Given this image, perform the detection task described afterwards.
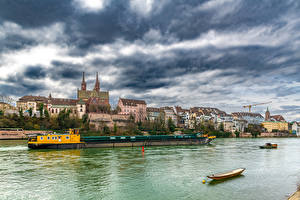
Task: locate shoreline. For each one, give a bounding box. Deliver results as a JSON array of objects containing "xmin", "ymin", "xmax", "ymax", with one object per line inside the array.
[{"xmin": 288, "ymin": 190, "xmax": 300, "ymax": 200}]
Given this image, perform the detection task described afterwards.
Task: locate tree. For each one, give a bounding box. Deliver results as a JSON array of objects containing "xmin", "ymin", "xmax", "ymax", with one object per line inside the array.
[
  {"xmin": 103, "ymin": 125, "xmax": 110, "ymax": 134},
  {"xmin": 219, "ymin": 122, "xmax": 224, "ymax": 132},
  {"xmin": 28, "ymin": 108, "xmax": 33, "ymax": 117},
  {"xmin": 44, "ymin": 109, "xmax": 50, "ymax": 119},
  {"xmin": 234, "ymin": 131, "xmax": 240, "ymax": 138},
  {"xmin": 38, "ymin": 103, "xmax": 44, "ymax": 118},
  {"xmin": 33, "ymin": 124, "xmax": 40, "ymax": 130},
  {"xmin": 167, "ymin": 117, "xmax": 176, "ymax": 133},
  {"xmin": 0, "ymin": 110, "xmax": 3, "ymax": 117},
  {"xmin": 113, "ymin": 123, "xmax": 117, "ymax": 134},
  {"xmin": 246, "ymin": 124, "xmax": 262, "ymax": 138}
]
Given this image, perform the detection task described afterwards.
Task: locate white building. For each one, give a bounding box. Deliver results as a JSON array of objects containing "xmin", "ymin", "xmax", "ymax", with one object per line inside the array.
[{"xmin": 292, "ymin": 122, "xmax": 300, "ymax": 136}]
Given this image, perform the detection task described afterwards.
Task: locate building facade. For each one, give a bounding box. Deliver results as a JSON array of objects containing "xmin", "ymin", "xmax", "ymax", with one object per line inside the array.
[
  {"xmin": 0, "ymin": 102, "xmax": 16, "ymax": 112},
  {"xmin": 77, "ymin": 72, "xmax": 109, "ymax": 106},
  {"xmin": 118, "ymin": 98, "xmax": 147, "ymax": 122},
  {"xmin": 161, "ymin": 107, "xmax": 177, "ymax": 127},
  {"xmin": 147, "ymin": 107, "xmax": 162, "ymax": 122},
  {"xmin": 292, "ymin": 122, "xmax": 300, "ymax": 136},
  {"xmin": 261, "ymin": 121, "xmax": 289, "ymax": 132}
]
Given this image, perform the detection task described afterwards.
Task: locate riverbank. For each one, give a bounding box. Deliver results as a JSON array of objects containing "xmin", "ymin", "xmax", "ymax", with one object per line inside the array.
[
  {"xmin": 0, "ymin": 130, "xmax": 48, "ymax": 140},
  {"xmin": 288, "ymin": 190, "xmax": 300, "ymax": 200}
]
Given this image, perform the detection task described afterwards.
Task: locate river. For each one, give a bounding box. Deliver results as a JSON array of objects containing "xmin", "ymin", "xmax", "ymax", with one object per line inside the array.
[{"xmin": 0, "ymin": 138, "xmax": 300, "ymax": 200}]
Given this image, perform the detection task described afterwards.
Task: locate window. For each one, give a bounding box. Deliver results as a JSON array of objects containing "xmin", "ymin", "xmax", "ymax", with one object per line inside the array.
[
  {"xmin": 52, "ymin": 137, "xmax": 55, "ymax": 139},
  {"xmin": 56, "ymin": 109, "xmax": 58, "ymax": 113},
  {"xmin": 66, "ymin": 136, "xmax": 70, "ymax": 139},
  {"xmin": 40, "ymin": 137, "xmax": 43, "ymax": 140},
  {"xmin": 80, "ymin": 105, "xmax": 82, "ymax": 108},
  {"xmin": 52, "ymin": 109, "xmax": 54, "ymax": 113},
  {"xmin": 80, "ymin": 109, "xmax": 82, "ymax": 112},
  {"xmin": 47, "ymin": 136, "xmax": 50, "ymax": 140}
]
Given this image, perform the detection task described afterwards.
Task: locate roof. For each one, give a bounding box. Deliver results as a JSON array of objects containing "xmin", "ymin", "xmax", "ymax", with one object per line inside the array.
[
  {"xmin": 86, "ymin": 97, "xmax": 109, "ymax": 105},
  {"xmin": 270, "ymin": 115, "xmax": 285, "ymax": 122},
  {"xmin": 119, "ymin": 98, "xmax": 146, "ymax": 106},
  {"xmin": 147, "ymin": 107, "xmax": 160, "ymax": 112},
  {"xmin": 175, "ymin": 106, "xmax": 189, "ymax": 113},
  {"xmin": 18, "ymin": 95, "xmax": 48, "ymax": 102},
  {"xmin": 232, "ymin": 112, "xmax": 264, "ymax": 118},
  {"xmin": 49, "ymin": 98, "xmax": 77, "ymax": 106},
  {"xmin": 190, "ymin": 107, "xmax": 227, "ymax": 116}
]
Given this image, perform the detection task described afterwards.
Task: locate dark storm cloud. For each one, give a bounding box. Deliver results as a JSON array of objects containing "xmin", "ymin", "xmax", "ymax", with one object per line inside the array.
[
  {"xmin": 0, "ymin": 0, "xmax": 73, "ymax": 28},
  {"xmin": 0, "ymin": 35, "xmax": 36, "ymax": 53},
  {"xmin": 24, "ymin": 66, "xmax": 46, "ymax": 79},
  {"xmin": 2, "ymin": 75, "xmax": 47, "ymax": 96},
  {"xmin": 1, "ymin": 0, "xmax": 300, "ymax": 120},
  {"xmin": 50, "ymin": 61, "xmax": 82, "ymax": 79}
]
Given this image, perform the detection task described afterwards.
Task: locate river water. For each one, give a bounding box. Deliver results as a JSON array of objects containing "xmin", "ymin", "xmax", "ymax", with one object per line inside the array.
[{"xmin": 1, "ymin": 138, "xmax": 300, "ymax": 200}]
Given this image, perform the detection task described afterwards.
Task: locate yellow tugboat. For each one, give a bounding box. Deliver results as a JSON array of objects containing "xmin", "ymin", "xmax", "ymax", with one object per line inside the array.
[{"xmin": 28, "ymin": 129, "xmax": 84, "ymax": 149}]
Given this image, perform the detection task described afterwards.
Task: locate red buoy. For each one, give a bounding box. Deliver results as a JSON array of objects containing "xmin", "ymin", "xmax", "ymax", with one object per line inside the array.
[{"xmin": 142, "ymin": 146, "xmax": 144, "ymax": 152}]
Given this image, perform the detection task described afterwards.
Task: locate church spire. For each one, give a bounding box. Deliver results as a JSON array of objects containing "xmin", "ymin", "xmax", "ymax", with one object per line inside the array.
[
  {"xmin": 265, "ymin": 107, "xmax": 270, "ymax": 121},
  {"xmin": 94, "ymin": 72, "xmax": 100, "ymax": 91},
  {"xmin": 81, "ymin": 72, "xmax": 86, "ymax": 91}
]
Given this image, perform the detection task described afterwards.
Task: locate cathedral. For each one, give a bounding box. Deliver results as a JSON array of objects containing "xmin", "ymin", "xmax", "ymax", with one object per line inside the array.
[{"xmin": 77, "ymin": 72, "xmax": 110, "ymax": 106}]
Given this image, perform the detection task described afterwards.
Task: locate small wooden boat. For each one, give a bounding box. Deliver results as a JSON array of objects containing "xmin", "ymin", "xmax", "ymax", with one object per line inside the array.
[
  {"xmin": 207, "ymin": 168, "xmax": 245, "ymax": 180},
  {"xmin": 259, "ymin": 143, "xmax": 277, "ymax": 149}
]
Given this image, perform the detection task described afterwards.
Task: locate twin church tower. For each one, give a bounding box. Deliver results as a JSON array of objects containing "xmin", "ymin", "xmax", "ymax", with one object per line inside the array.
[{"xmin": 77, "ymin": 72, "xmax": 109, "ymax": 105}]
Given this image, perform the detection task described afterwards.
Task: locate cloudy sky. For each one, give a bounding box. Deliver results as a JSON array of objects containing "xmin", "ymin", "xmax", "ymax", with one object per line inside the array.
[{"xmin": 0, "ymin": 0, "xmax": 300, "ymax": 121}]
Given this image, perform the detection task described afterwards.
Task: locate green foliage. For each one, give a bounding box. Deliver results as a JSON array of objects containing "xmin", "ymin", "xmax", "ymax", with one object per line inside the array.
[
  {"xmin": 33, "ymin": 124, "xmax": 40, "ymax": 130},
  {"xmin": 246, "ymin": 124, "xmax": 263, "ymax": 138},
  {"xmin": 167, "ymin": 118, "xmax": 176, "ymax": 133},
  {"xmin": 183, "ymin": 129, "xmax": 193, "ymax": 135},
  {"xmin": 44, "ymin": 110, "xmax": 50, "ymax": 119},
  {"xmin": 113, "ymin": 123, "xmax": 117, "ymax": 134},
  {"xmin": 0, "ymin": 110, "xmax": 3, "ymax": 116},
  {"xmin": 38, "ymin": 103, "xmax": 44, "ymax": 118},
  {"xmin": 219, "ymin": 122, "xmax": 224, "ymax": 131},
  {"xmin": 103, "ymin": 125, "xmax": 110, "ymax": 134},
  {"xmin": 28, "ymin": 108, "xmax": 33, "ymax": 117},
  {"xmin": 0, "ymin": 108, "xmax": 82, "ymax": 131},
  {"xmin": 234, "ymin": 131, "xmax": 240, "ymax": 138},
  {"xmin": 209, "ymin": 130, "xmax": 231, "ymax": 138}
]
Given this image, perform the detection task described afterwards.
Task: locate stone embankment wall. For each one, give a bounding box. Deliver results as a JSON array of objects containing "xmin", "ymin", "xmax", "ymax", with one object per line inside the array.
[
  {"xmin": 88, "ymin": 113, "xmax": 130, "ymax": 130},
  {"xmin": 0, "ymin": 130, "xmax": 49, "ymax": 140}
]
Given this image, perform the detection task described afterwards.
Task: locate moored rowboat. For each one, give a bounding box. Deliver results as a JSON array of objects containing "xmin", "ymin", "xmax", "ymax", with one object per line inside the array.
[
  {"xmin": 259, "ymin": 143, "xmax": 277, "ymax": 149},
  {"xmin": 207, "ymin": 168, "xmax": 245, "ymax": 180}
]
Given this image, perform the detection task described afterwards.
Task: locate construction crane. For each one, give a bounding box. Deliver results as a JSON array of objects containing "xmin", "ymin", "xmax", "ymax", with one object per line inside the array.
[{"xmin": 243, "ymin": 101, "xmax": 272, "ymax": 112}]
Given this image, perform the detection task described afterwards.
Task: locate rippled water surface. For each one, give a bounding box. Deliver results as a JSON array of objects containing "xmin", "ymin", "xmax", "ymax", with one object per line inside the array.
[{"xmin": 1, "ymin": 138, "xmax": 300, "ymax": 200}]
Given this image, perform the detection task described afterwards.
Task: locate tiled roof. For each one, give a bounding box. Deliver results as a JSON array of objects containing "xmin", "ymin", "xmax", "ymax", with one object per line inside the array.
[
  {"xmin": 232, "ymin": 112, "xmax": 264, "ymax": 118},
  {"xmin": 18, "ymin": 95, "xmax": 48, "ymax": 102},
  {"xmin": 147, "ymin": 107, "xmax": 160, "ymax": 112},
  {"xmin": 270, "ymin": 115, "xmax": 285, "ymax": 122},
  {"xmin": 49, "ymin": 98, "xmax": 77, "ymax": 106},
  {"xmin": 160, "ymin": 106, "xmax": 174, "ymax": 111},
  {"xmin": 120, "ymin": 98, "xmax": 146, "ymax": 106},
  {"xmin": 190, "ymin": 107, "xmax": 227, "ymax": 116}
]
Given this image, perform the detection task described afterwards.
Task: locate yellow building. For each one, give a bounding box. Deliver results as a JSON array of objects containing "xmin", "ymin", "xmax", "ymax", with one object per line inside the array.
[{"xmin": 262, "ymin": 121, "xmax": 288, "ymax": 132}]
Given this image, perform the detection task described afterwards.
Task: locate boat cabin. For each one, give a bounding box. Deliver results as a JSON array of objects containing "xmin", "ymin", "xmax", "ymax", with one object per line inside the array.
[{"xmin": 28, "ymin": 129, "xmax": 81, "ymax": 144}]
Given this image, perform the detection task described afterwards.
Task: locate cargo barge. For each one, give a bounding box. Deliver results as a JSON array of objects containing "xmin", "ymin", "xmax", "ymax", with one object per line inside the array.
[{"xmin": 28, "ymin": 129, "xmax": 216, "ymax": 149}]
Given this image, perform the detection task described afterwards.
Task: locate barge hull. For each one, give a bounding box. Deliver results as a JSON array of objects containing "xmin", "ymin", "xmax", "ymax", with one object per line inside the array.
[
  {"xmin": 84, "ymin": 138, "xmax": 213, "ymax": 148},
  {"xmin": 28, "ymin": 143, "xmax": 83, "ymax": 149}
]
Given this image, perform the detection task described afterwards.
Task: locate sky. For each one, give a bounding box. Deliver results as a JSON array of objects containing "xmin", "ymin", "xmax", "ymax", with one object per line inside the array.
[{"xmin": 0, "ymin": 0, "xmax": 300, "ymax": 121}]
